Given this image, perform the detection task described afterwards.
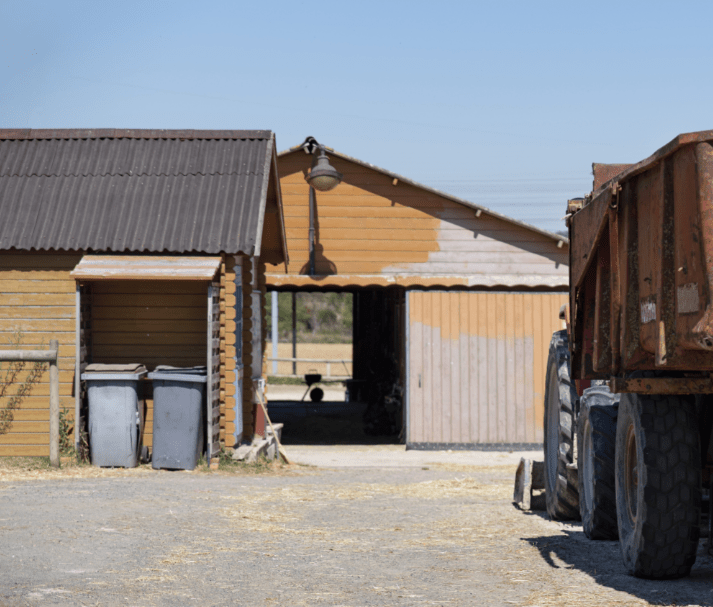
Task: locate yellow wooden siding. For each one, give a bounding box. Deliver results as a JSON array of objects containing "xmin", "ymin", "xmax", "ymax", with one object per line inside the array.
[
  {"xmin": 0, "ymin": 252, "xmax": 81, "ymax": 456},
  {"xmin": 408, "ymin": 291, "xmax": 567, "ymax": 445},
  {"xmin": 270, "ymin": 153, "xmax": 568, "ymax": 287}
]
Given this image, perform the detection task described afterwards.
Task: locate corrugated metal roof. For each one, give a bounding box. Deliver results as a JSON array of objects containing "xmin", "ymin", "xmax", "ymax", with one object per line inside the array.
[
  {"xmin": 71, "ymin": 255, "xmax": 222, "ymax": 280},
  {"xmin": 0, "ymin": 130, "xmax": 276, "ymax": 255}
]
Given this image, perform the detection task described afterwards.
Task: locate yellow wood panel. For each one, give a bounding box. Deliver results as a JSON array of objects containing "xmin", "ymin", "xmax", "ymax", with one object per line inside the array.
[
  {"xmin": 8, "ymin": 409, "xmax": 51, "ymax": 421},
  {"xmin": 408, "ymin": 291, "xmax": 567, "ymax": 445},
  {"xmin": 0, "ymin": 252, "xmax": 82, "ymax": 269},
  {"xmin": 0, "ymin": 294, "xmax": 75, "ymax": 306},
  {"xmin": 4, "ymin": 421, "xmax": 49, "ymax": 433},
  {"xmin": 92, "ymin": 307, "xmax": 205, "ymax": 321},
  {"xmin": 0, "ymin": 319, "xmax": 75, "ymax": 332},
  {"xmin": 0, "ymin": 280, "xmax": 76, "ymax": 293},
  {"xmin": 91, "ymin": 280, "xmax": 207, "ymax": 373},
  {"xmin": 92, "ymin": 319, "xmax": 207, "ymax": 333},
  {"xmin": 0, "ymin": 433, "xmax": 51, "ymax": 445},
  {"xmin": 0, "ymin": 445, "xmax": 49, "ymax": 456},
  {"xmin": 0, "ymin": 306, "xmax": 75, "ymax": 320},
  {"xmin": 92, "ymin": 294, "xmax": 207, "ymax": 307}
]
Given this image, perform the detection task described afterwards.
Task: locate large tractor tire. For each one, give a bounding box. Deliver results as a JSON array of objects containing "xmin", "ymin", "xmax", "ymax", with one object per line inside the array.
[
  {"xmin": 578, "ymin": 385, "xmax": 619, "ymax": 539},
  {"xmin": 543, "ymin": 330, "xmax": 579, "ymax": 520},
  {"xmin": 615, "ymin": 393, "xmax": 701, "ymax": 579}
]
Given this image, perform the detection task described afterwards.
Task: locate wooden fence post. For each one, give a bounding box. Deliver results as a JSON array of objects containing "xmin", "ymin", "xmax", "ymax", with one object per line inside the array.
[{"xmin": 49, "ymin": 339, "xmax": 59, "ymax": 468}]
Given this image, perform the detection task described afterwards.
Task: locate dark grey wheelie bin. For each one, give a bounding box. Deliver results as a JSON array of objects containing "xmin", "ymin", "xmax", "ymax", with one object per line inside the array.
[
  {"xmin": 81, "ymin": 363, "xmax": 147, "ymax": 468},
  {"xmin": 148, "ymin": 366, "xmax": 207, "ymax": 470}
]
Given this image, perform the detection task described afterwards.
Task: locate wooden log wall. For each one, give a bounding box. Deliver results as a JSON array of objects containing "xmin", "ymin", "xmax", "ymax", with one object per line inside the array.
[
  {"xmin": 223, "ymin": 255, "xmax": 240, "ymax": 447},
  {"xmin": 0, "ymin": 251, "xmax": 262, "ymax": 456},
  {"xmin": 0, "ymin": 252, "xmax": 81, "ymax": 456}
]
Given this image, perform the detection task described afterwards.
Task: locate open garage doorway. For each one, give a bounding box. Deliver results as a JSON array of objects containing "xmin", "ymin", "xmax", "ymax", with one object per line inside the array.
[{"xmin": 266, "ymin": 288, "xmax": 405, "ymax": 446}]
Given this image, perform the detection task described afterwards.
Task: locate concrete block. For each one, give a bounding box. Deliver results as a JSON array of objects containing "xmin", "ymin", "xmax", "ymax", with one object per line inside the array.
[{"xmin": 513, "ymin": 458, "xmax": 546, "ymax": 511}]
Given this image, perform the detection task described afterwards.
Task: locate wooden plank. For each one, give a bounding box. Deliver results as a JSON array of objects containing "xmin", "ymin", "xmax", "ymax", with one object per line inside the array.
[
  {"xmin": 0, "ymin": 434, "xmax": 50, "ymax": 445},
  {"xmin": 0, "ymin": 319, "xmax": 75, "ymax": 332},
  {"xmin": 0, "ymin": 445, "xmax": 49, "ymax": 456},
  {"xmin": 0, "ymin": 270, "xmax": 83, "ymax": 280},
  {"xmin": 279, "ymin": 261, "xmax": 565, "ymax": 276},
  {"xmin": 457, "ymin": 292, "xmax": 470, "ymax": 443},
  {"xmin": 92, "ymin": 333, "xmax": 206, "ymax": 346},
  {"xmin": 504, "ymin": 294, "xmax": 516, "ymax": 442},
  {"xmin": 92, "ymin": 307, "xmax": 206, "ymax": 321},
  {"xmin": 285, "ymin": 226, "xmax": 564, "ymax": 243},
  {"xmin": 7, "ymin": 409, "xmax": 50, "ymax": 421},
  {"xmin": 92, "ymin": 319, "xmax": 207, "ymax": 333},
  {"xmin": 0, "ymin": 332, "xmax": 74, "ymax": 346},
  {"xmin": 467, "ymin": 293, "xmax": 480, "ymax": 443},
  {"xmin": 1, "ymin": 421, "xmax": 50, "ymax": 433},
  {"xmin": 0, "ymin": 280, "xmax": 76, "ymax": 294},
  {"xmin": 0, "ymin": 294, "xmax": 76, "ymax": 306},
  {"xmin": 485, "ymin": 294, "xmax": 497, "ymax": 442},
  {"xmin": 92, "ymin": 294, "xmax": 208, "ymax": 308},
  {"xmin": 523, "ymin": 293, "xmax": 535, "ymax": 443},
  {"xmin": 92, "ymin": 282, "xmax": 207, "ymax": 295},
  {"xmin": 284, "ymin": 250, "xmax": 562, "ymax": 265},
  {"xmin": 431, "ymin": 292, "xmax": 442, "ymax": 443},
  {"xmin": 513, "ymin": 294, "xmax": 526, "ymax": 443},
  {"xmin": 288, "ymin": 238, "xmax": 565, "ymax": 255},
  {"xmin": 0, "ymin": 307, "xmax": 75, "ymax": 321}
]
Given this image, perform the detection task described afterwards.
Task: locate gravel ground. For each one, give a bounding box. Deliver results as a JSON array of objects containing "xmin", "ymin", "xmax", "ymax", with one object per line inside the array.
[{"xmin": 2, "ymin": 452, "xmax": 713, "ymax": 607}]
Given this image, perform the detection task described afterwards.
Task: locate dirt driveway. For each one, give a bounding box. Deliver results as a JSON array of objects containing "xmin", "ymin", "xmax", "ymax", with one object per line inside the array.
[{"xmin": 2, "ymin": 448, "xmax": 713, "ymax": 606}]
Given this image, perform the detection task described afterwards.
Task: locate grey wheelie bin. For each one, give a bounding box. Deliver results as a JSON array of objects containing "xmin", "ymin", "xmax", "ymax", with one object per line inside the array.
[
  {"xmin": 81, "ymin": 363, "xmax": 147, "ymax": 468},
  {"xmin": 148, "ymin": 366, "xmax": 207, "ymax": 470}
]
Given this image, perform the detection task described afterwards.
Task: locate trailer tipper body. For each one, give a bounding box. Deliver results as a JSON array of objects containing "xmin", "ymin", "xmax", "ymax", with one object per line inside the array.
[{"xmin": 545, "ymin": 130, "xmax": 713, "ymax": 579}]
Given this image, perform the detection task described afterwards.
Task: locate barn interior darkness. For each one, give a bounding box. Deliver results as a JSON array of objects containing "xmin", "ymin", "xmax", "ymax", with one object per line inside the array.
[{"xmin": 268, "ymin": 287, "xmax": 405, "ymax": 445}]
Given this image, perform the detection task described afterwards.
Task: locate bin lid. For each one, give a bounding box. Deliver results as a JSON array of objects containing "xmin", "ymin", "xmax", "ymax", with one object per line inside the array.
[
  {"xmin": 84, "ymin": 363, "xmax": 147, "ymax": 373},
  {"xmin": 81, "ymin": 363, "xmax": 147, "ymax": 381},
  {"xmin": 148, "ymin": 365, "xmax": 208, "ymax": 383},
  {"xmin": 153, "ymin": 365, "xmax": 207, "ymax": 375}
]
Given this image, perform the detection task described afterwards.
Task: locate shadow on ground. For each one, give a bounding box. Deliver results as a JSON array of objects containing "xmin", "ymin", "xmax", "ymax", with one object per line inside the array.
[
  {"xmin": 268, "ymin": 400, "xmax": 398, "ymax": 445},
  {"xmin": 524, "ymin": 524, "xmax": 713, "ymax": 606}
]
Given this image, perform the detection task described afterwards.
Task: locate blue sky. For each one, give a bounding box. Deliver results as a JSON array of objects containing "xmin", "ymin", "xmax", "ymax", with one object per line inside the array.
[{"xmin": 3, "ymin": 1, "xmax": 712, "ymax": 234}]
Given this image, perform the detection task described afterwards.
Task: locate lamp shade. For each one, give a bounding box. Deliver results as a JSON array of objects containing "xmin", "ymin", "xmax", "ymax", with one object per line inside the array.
[{"xmin": 306, "ymin": 150, "xmax": 342, "ymax": 192}]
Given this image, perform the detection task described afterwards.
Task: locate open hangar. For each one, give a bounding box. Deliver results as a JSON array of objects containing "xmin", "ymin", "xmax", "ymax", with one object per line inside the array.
[{"xmin": 267, "ymin": 139, "xmax": 568, "ymax": 448}]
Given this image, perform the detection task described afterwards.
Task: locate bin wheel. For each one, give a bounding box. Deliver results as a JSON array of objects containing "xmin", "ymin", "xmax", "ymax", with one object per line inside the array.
[
  {"xmin": 140, "ymin": 446, "xmax": 151, "ymax": 464},
  {"xmin": 578, "ymin": 385, "xmax": 619, "ymax": 539},
  {"xmin": 543, "ymin": 330, "xmax": 579, "ymax": 520},
  {"xmin": 615, "ymin": 393, "xmax": 701, "ymax": 579}
]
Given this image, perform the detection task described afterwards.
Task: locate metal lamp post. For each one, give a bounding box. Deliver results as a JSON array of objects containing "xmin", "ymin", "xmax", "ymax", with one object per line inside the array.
[{"xmin": 303, "ymin": 137, "xmax": 342, "ymax": 275}]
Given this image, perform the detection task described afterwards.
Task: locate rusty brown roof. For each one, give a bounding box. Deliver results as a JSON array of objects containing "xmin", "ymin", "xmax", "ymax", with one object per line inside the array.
[{"xmin": 0, "ymin": 129, "xmax": 280, "ymax": 256}]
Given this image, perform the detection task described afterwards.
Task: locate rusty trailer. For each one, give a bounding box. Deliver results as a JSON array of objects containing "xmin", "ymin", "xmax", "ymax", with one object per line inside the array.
[{"xmin": 545, "ymin": 130, "xmax": 713, "ymax": 581}]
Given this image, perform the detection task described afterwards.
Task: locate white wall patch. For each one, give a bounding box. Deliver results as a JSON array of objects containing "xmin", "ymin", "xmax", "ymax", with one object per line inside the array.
[
  {"xmin": 677, "ymin": 283, "xmax": 700, "ymax": 315},
  {"xmin": 641, "ymin": 300, "xmax": 657, "ymax": 324}
]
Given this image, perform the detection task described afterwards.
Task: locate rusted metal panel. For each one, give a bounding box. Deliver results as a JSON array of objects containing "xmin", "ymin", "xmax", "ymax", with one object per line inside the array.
[
  {"xmin": 71, "ymin": 255, "xmax": 222, "ymax": 281},
  {"xmin": 609, "ymin": 377, "xmax": 713, "ymax": 394},
  {"xmin": 407, "ymin": 291, "xmax": 567, "ymax": 445},
  {"xmin": 592, "ymin": 163, "xmax": 633, "ymax": 190},
  {"xmin": 571, "ymin": 131, "xmax": 713, "ymax": 382},
  {"xmin": 0, "ymin": 131, "xmax": 284, "ymax": 259}
]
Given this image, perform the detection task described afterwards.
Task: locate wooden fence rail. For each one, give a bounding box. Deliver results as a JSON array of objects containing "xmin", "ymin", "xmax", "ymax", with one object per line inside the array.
[
  {"xmin": 0, "ymin": 339, "xmax": 59, "ymax": 467},
  {"xmin": 267, "ymin": 357, "xmax": 353, "ymax": 379}
]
